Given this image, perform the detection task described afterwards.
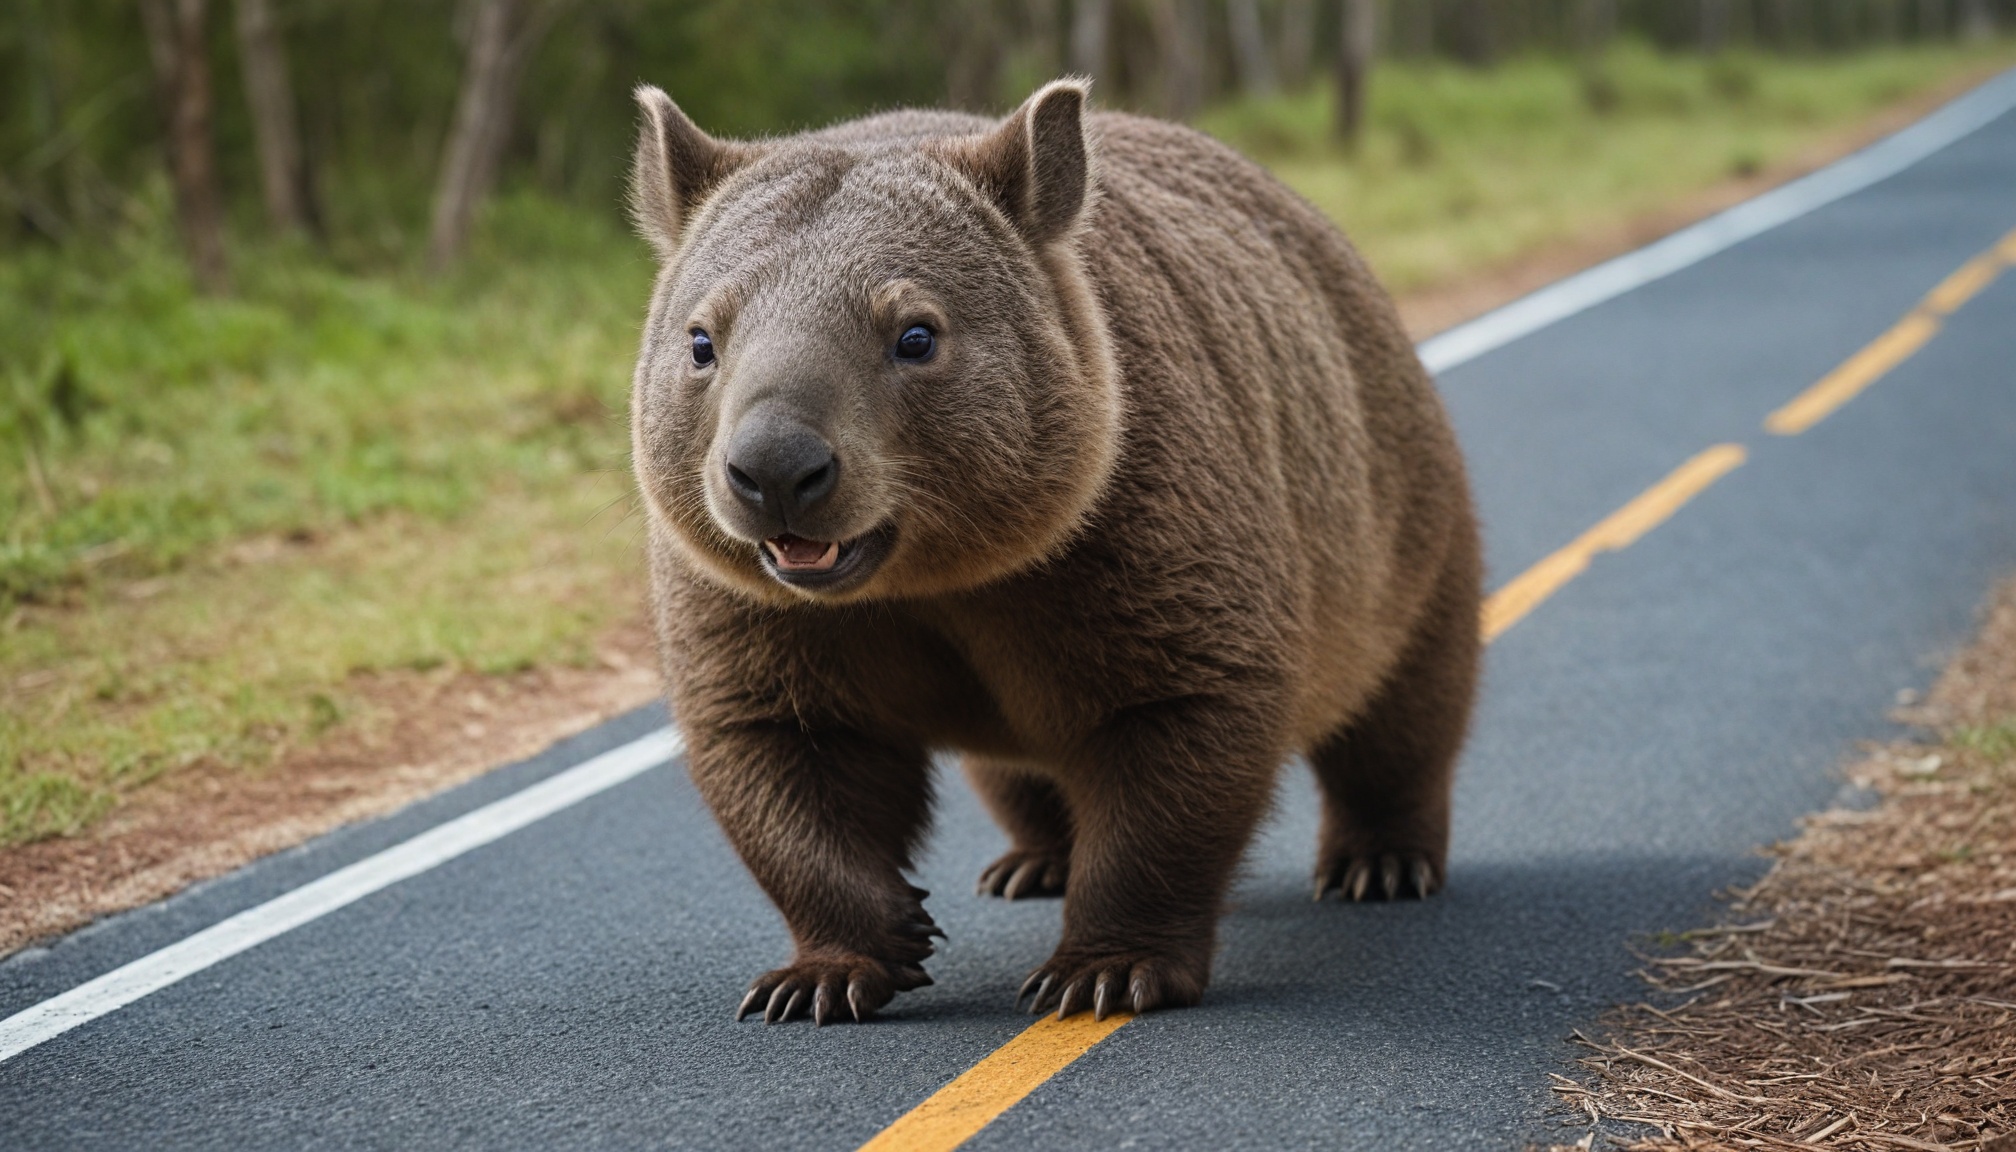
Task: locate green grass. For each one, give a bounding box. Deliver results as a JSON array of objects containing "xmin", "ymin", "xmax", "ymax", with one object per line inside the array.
[
  {"xmin": 1199, "ymin": 41, "xmax": 2016, "ymax": 293},
  {"xmin": 1, "ymin": 190, "xmax": 649, "ymax": 603},
  {"xmin": 2, "ymin": 190, "xmax": 651, "ymax": 846},
  {"xmin": 6, "ymin": 42, "xmax": 2016, "ymax": 848},
  {"xmin": 1954, "ymin": 719, "xmax": 2016, "ymax": 761}
]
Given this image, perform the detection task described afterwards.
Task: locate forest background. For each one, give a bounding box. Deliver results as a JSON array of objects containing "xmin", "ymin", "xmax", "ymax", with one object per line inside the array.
[{"xmin": 5, "ymin": 0, "xmax": 2016, "ymax": 864}]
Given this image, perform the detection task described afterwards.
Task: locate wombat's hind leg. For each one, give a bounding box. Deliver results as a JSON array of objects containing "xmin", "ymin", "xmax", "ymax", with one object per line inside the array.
[
  {"xmin": 1021, "ymin": 702, "xmax": 1276, "ymax": 1019},
  {"xmin": 965, "ymin": 756, "xmax": 1072, "ymax": 900},
  {"xmin": 1309, "ymin": 554, "xmax": 1479, "ymax": 903}
]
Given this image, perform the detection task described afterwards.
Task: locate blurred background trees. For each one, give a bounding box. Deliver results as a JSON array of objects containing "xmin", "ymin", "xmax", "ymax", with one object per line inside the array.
[{"xmin": 2, "ymin": 0, "xmax": 2013, "ymax": 275}]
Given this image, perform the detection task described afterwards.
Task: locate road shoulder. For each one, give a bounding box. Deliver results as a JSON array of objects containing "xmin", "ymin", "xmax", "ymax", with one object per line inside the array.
[{"xmin": 1551, "ymin": 576, "xmax": 2016, "ymax": 1151}]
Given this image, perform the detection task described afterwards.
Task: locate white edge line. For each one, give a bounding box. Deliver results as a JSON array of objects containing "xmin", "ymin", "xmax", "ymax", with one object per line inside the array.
[
  {"xmin": 7, "ymin": 61, "xmax": 2015, "ymax": 1074},
  {"xmin": 1416, "ymin": 65, "xmax": 2016, "ymax": 375},
  {"xmin": 0, "ymin": 725, "xmax": 682, "ymax": 1065}
]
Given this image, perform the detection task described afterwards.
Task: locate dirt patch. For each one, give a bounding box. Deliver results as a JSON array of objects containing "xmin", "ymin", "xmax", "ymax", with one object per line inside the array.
[
  {"xmin": 1546, "ymin": 578, "xmax": 2016, "ymax": 1151},
  {"xmin": 1395, "ymin": 67, "xmax": 2005, "ymax": 342},
  {"xmin": 0, "ymin": 620, "xmax": 660, "ymax": 958}
]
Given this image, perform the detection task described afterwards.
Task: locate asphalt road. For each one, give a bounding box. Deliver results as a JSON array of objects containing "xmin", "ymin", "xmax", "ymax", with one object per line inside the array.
[{"xmin": 6, "ymin": 82, "xmax": 2016, "ymax": 1151}]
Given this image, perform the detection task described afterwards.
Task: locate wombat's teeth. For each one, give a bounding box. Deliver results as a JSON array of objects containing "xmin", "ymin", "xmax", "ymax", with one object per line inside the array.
[{"xmin": 764, "ymin": 534, "xmax": 840, "ymax": 571}]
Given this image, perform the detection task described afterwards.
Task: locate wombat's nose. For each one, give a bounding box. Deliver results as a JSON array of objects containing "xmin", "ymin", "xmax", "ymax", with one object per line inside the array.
[{"xmin": 724, "ymin": 414, "xmax": 838, "ymax": 524}]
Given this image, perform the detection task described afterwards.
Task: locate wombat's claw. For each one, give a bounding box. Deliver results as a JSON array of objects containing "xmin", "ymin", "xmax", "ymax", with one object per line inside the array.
[
  {"xmin": 1313, "ymin": 850, "xmax": 1441, "ymax": 902},
  {"xmin": 976, "ymin": 849, "xmax": 1069, "ymax": 900},
  {"xmin": 1017, "ymin": 951, "xmax": 1203, "ymax": 1019},
  {"xmin": 767, "ymin": 984, "xmax": 809, "ymax": 1025},
  {"xmin": 1410, "ymin": 858, "xmax": 1435, "ymax": 899},
  {"xmin": 1092, "ymin": 972, "xmax": 1119, "ymax": 1021},
  {"xmin": 737, "ymin": 954, "xmax": 930, "ymax": 1025},
  {"xmin": 1016, "ymin": 970, "xmax": 1053, "ymax": 1011}
]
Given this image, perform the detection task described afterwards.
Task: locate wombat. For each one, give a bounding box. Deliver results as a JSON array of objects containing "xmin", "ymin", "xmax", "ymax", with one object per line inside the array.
[{"xmin": 627, "ymin": 79, "xmax": 1480, "ymax": 1026}]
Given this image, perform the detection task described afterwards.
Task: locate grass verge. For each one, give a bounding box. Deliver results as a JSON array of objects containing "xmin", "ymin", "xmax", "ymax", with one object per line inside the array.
[
  {"xmin": 1548, "ymin": 578, "xmax": 2016, "ymax": 1151},
  {"xmin": 3, "ymin": 192, "xmax": 651, "ymax": 848},
  {"xmin": 1201, "ymin": 41, "xmax": 2016, "ymax": 298}
]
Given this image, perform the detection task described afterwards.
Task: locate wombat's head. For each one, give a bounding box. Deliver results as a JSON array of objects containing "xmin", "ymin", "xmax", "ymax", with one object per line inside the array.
[{"xmin": 628, "ymin": 81, "xmax": 1120, "ymax": 604}]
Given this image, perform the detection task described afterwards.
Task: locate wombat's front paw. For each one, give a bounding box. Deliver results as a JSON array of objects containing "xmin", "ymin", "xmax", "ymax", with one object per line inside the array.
[
  {"xmin": 1312, "ymin": 843, "xmax": 1442, "ymax": 902},
  {"xmin": 736, "ymin": 951, "xmax": 934, "ymax": 1026},
  {"xmin": 1017, "ymin": 948, "xmax": 1206, "ymax": 1020},
  {"xmin": 975, "ymin": 848, "xmax": 1068, "ymax": 900}
]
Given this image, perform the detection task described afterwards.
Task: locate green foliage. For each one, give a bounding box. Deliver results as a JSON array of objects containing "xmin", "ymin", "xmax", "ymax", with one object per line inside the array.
[
  {"xmin": 0, "ymin": 0, "xmax": 941, "ymax": 248},
  {"xmin": 1954, "ymin": 719, "xmax": 2016, "ymax": 761},
  {"xmin": 1198, "ymin": 41, "xmax": 2016, "ymax": 291},
  {"xmin": 0, "ymin": 189, "xmax": 647, "ymax": 604},
  {"xmin": 0, "ymin": 767, "xmax": 112, "ymax": 847},
  {"xmin": 0, "ymin": 190, "xmax": 650, "ymax": 847}
]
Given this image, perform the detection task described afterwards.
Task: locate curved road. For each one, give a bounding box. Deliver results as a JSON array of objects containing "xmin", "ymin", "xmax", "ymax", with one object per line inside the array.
[{"xmin": 6, "ymin": 73, "xmax": 2016, "ymax": 1150}]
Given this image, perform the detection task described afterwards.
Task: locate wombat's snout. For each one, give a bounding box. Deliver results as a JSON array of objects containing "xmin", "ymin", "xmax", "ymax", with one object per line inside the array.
[{"xmin": 722, "ymin": 408, "xmax": 839, "ymax": 530}]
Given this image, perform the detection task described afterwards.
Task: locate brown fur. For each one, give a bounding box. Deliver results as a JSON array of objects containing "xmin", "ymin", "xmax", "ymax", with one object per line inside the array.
[{"xmin": 627, "ymin": 80, "xmax": 1480, "ymax": 1025}]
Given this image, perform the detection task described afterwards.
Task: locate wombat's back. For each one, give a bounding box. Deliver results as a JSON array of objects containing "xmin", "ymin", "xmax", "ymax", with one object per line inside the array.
[{"xmin": 1077, "ymin": 111, "xmax": 1478, "ymax": 744}]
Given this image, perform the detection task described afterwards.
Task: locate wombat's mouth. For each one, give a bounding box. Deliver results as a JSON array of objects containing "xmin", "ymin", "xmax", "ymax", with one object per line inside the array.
[
  {"xmin": 765, "ymin": 535, "xmax": 839, "ymax": 571},
  {"xmin": 757, "ymin": 524, "xmax": 896, "ymax": 593}
]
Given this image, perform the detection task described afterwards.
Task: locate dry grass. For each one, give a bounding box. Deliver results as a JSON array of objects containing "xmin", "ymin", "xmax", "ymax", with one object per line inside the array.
[{"xmin": 1546, "ymin": 580, "xmax": 2016, "ymax": 1151}]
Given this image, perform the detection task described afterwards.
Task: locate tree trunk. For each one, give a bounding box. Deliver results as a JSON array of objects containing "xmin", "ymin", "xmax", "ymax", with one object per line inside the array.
[
  {"xmin": 427, "ymin": 0, "xmax": 559, "ymax": 272},
  {"xmin": 1334, "ymin": 0, "xmax": 1376, "ymax": 143},
  {"xmin": 1767, "ymin": 0, "xmax": 1812, "ymax": 48},
  {"xmin": 1573, "ymin": 0, "xmax": 1615, "ymax": 54},
  {"xmin": 946, "ymin": 0, "xmax": 1005, "ymax": 110},
  {"xmin": 1278, "ymin": 0, "xmax": 1316, "ymax": 86},
  {"xmin": 1068, "ymin": 0, "xmax": 1111, "ymax": 81},
  {"xmin": 1023, "ymin": 0, "xmax": 1064, "ymax": 76},
  {"xmin": 1959, "ymin": 0, "xmax": 1996, "ymax": 38},
  {"xmin": 234, "ymin": 0, "xmax": 319, "ymax": 238},
  {"xmin": 1227, "ymin": 0, "xmax": 1277, "ymax": 95},
  {"xmin": 1398, "ymin": 0, "xmax": 1435, "ymax": 55},
  {"xmin": 1699, "ymin": 0, "xmax": 1730, "ymax": 51},
  {"xmin": 1148, "ymin": 0, "xmax": 1206, "ymax": 120},
  {"xmin": 12, "ymin": 4, "xmax": 77, "ymax": 241},
  {"xmin": 1916, "ymin": 0, "xmax": 1948, "ymax": 39},
  {"xmin": 140, "ymin": 0, "xmax": 230, "ymax": 293},
  {"xmin": 1452, "ymin": 0, "xmax": 1496, "ymax": 64},
  {"xmin": 1869, "ymin": 0, "xmax": 1902, "ymax": 42}
]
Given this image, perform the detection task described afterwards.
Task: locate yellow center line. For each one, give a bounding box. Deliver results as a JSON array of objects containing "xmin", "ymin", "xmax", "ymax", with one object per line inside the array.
[
  {"xmin": 1922, "ymin": 251, "xmax": 2004, "ymax": 315},
  {"xmin": 1764, "ymin": 225, "xmax": 2016, "ymax": 436},
  {"xmin": 1763, "ymin": 314, "xmax": 1942, "ymax": 436},
  {"xmin": 860, "ymin": 444, "xmax": 1751, "ymax": 1152},
  {"xmin": 857, "ymin": 1013, "xmax": 1132, "ymax": 1152},
  {"xmin": 1480, "ymin": 443, "xmax": 1748, "ymax": 642}
]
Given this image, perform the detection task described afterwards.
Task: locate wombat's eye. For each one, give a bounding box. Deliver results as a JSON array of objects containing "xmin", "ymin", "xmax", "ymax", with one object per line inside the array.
[
  {"xmin": 893, "ymin": 325, "xmax": 936, "ymax": 363},
  {"xmin": 690, "ymin": 329, "xmax": 715, "ymax": 368}
]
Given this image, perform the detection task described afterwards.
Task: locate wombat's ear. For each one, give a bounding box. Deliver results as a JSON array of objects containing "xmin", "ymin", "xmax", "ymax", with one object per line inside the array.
[
  {"xmin": 938, "ymin": 79, "xmax": 1095, "ymax": 248},
  {"xmin": 630, "ymin": 86, "xmax": 758, "ymax": 258}
]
